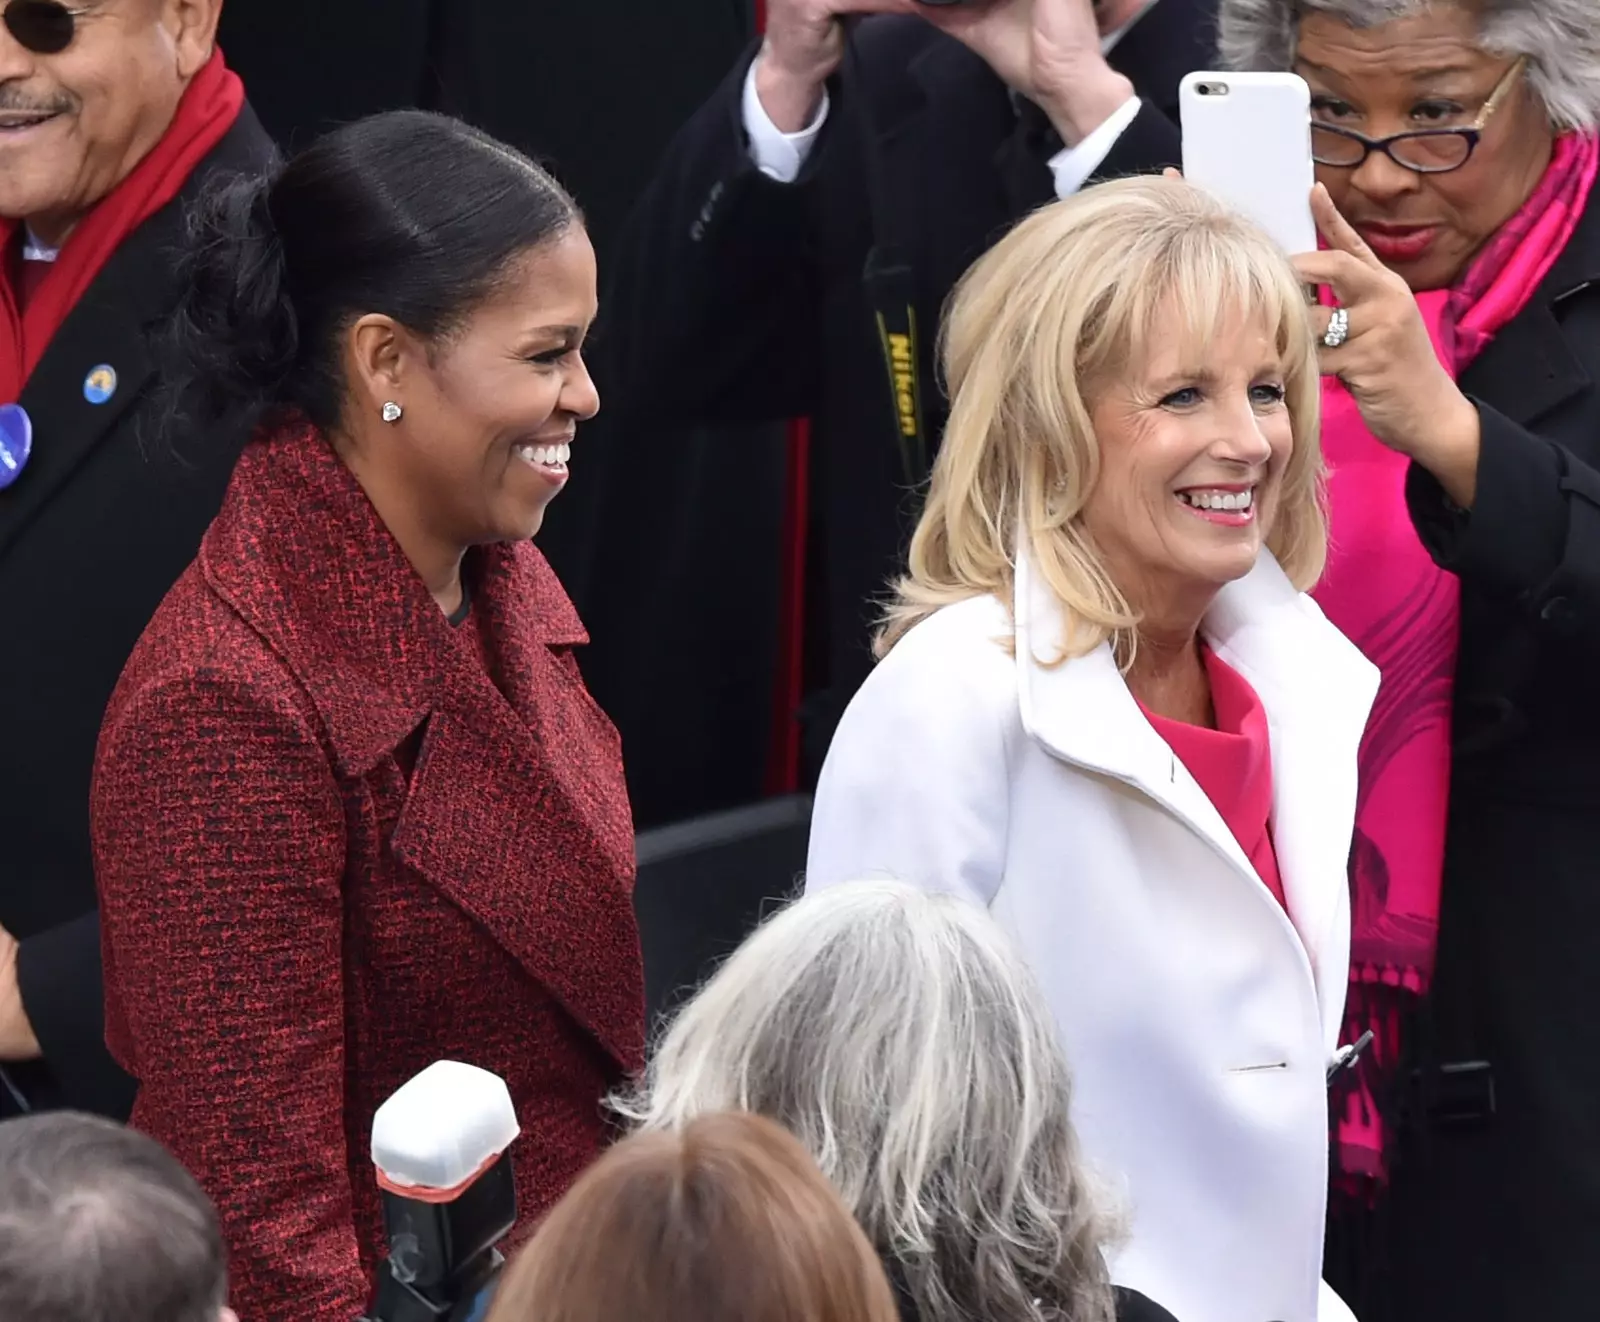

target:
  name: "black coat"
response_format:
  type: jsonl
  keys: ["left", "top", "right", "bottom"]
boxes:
{"left": 605, "top": 8, "right": 1215, "bottom": 767}
{"left": 0, "top": 106, "right": 277, "bottom": 1119}
{"left": 1327, "top": 185, "right": 1600, "bottom": 1322}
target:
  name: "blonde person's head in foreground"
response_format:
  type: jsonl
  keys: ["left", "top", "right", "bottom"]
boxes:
{"left": 486, "top": 1110, "right": 897, "bottom": 1322}
{"left": 617, "top": 880, "right": 1118, "bottom": 1322}
{"left": 880, "top": 174, "right": 1326, "bottom": 664}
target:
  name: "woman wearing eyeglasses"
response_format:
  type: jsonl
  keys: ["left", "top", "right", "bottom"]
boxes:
{"left": 1219, "top": 4, "right": 1600, "bottom": 1320}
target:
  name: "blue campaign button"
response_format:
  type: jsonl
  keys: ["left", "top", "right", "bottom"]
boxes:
{"left": 83, "top": 363, "right": 117, "bottom": 405}
{"left": 0, "top": 403, "right": 33, "bottom": 489}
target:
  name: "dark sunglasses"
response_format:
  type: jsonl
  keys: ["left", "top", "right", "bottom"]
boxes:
{"left": 3, "top": 0, "right": 83, "bottom": 56}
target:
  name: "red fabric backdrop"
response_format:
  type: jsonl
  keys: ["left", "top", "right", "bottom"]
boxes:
{"left": 755, "top": 0, "right": 814, "bottom": 796}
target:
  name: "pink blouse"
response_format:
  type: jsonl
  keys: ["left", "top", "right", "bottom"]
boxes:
{"left": 1141, "top": 647, "right": 1285, "bottom": 910}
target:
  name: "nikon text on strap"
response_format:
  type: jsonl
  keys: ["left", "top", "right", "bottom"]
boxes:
{"left": 845, "top": 25, "right": 932, "bottom": 490}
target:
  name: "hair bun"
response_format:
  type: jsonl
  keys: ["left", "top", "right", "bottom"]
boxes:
{"left": 161, "top": 164, "right": 299, "bottom": 432}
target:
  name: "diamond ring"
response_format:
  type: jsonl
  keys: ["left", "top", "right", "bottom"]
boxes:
{"left": 1322, "top": 306, "right": 1350, "bottom": 349}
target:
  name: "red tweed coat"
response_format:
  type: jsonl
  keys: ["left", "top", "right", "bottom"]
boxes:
{"left": 91, "top": 424, "right": 645, "bottom": 1321}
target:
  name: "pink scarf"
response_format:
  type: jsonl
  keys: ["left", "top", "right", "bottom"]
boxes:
{"left": 1313, "top": 132, "right": 1600, "bottom": 1186}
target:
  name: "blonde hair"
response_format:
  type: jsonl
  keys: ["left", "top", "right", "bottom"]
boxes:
{"left": 878, "top": 175, "right": 1327, "bottom": 662}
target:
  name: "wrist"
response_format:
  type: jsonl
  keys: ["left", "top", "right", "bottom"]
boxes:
{"left": 1412, "top": 389, "right": 1482, "bottom": 508}
{"left": 1035, "top": 61, "right": 1135, "bottom": 148}
{"left": 754, "top": 44, "right": 831, "bottom": 134}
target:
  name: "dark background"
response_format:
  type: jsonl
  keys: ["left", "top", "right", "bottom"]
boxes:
{"left": 218, "top": 0, "right": 787, "bottom": 830}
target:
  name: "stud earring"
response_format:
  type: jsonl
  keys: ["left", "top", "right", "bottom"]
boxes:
{"left": 381, "top": 401, "right": 403, "bottom": 424}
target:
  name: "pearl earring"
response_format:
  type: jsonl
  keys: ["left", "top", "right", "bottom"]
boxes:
{"left": 381, "top": 401, "right": 403, "bottom": 424}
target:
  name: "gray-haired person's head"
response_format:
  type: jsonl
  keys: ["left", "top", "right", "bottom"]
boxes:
{"left": 1218, "top": 0, "right": 1600, "bottom": 132}
{"left": 616, "top": 881, "right": 1119, "bottom": 1322}
{"left": 0, "top": 1112, "right": 231, "bottom": 1322}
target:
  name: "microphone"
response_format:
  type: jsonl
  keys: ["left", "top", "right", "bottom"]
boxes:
{"left": 359, "top": 1061, "right": 521, "bottom": 1322}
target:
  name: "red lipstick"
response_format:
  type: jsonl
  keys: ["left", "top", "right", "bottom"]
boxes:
{"left": 1356, "top": 222, "right": 1439, "bottom": 263}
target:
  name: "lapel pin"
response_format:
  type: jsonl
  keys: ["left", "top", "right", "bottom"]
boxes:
{"left": 83, "top": 364, "right": 117, "bottom": 405}
{"left": 0, "top": 403, "right": 33, "bottom": 490}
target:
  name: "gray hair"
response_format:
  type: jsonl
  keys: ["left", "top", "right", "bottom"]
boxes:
{"left": 614, "top": 881, "right": 1119, "bottom": 1322}
{"left": 0, "top": 1112, "right": 228, "bottom": 1322}
{"left": 1218, "top": 0, "right": 1600, "bottom": 131}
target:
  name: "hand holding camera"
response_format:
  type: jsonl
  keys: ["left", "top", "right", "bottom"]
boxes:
{"left": 913, "top": 0, "right": 1135, "bottom": 145}
{"left": 753, "top": 0, "right": 923, "bottom": 133}
{"left": 754, "top": 0, "right": 1136, "bottom": 147}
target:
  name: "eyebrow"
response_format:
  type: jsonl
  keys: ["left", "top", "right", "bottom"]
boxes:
{"left": 1140, "top": 368, "right": 1218, "bottom": 397}
{"left": 1405, "top": 66, "right": 1481, "bottom": 85}
{"left": 530, "top": 324, "right": 585, "bottom": 340}
{"left": 1147, "top": 360, "right": 1284, "bottom": 388}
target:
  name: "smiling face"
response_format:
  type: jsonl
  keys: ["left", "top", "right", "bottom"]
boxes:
{"left": 0, "top": 0, "right": 219, "bottom": 242}
{"left": 1296, "top": 7, "right": 1554, "bottom": 291}
{"left": 369, "top": 227, "right": 600, "bottom": 556}
{"left": 1081, "top": 300, "right": 1295, "bottom": 616}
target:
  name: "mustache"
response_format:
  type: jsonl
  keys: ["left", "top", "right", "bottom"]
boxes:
{"left": 0, "top": 84, "right": 74, "bottom": 116}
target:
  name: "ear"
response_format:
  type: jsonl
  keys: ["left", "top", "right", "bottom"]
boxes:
{"left": 165, "top": 0, "right": 225, "bottom": 81}
{"left": 346, "top": 314, "right": 423, "bottom": 419}
{"left": 218, "top": 1309, "right": 239, "bottom": 1322}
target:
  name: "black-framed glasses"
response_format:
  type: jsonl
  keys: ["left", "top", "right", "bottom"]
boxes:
{"left": 2, "top": 0, "right": 85, "bottom": 55}
{"left": 1311, "top": 56, "right": 1526, "bottom": 175}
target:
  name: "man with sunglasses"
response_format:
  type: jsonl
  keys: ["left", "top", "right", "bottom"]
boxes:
{"left": 0, "top": 0, "right": 273, "bottom": 1120}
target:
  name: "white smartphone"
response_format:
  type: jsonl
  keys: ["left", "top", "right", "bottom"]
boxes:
{"left": 1179, "top": 71, "right": 1317, "bottom": 256}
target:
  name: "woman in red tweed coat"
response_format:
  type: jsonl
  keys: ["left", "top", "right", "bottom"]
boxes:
{"left": 89, "top": 113, "right": 644, "bottom": 1322}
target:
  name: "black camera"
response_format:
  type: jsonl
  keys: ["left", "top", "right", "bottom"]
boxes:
{"left": 364, "top": 1152, "right": 515, "bottom": 1322}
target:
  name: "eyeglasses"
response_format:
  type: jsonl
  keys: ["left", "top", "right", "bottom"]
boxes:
{"left": 2, "top": 0, "right": 85, "bottom": 56}
{"left": 1311, "top": 56, "right": 1526, "bottom": 176}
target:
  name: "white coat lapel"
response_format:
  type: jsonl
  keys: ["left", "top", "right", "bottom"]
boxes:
{"left": 1205, "top": 555, "right": 1380, "bottom": 1050}
{"left": 1010, "top": 550, "right": 1259, "bottom": 886}
{"left": 1012, "top": 548, "right": 1380, "bottom": 1051}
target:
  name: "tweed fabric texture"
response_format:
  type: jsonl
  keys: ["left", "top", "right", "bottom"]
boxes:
{"left": 91, "top": 422, "right": 645, "bottom": 1321}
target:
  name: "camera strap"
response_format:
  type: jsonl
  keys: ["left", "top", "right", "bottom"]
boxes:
{"left": 843, "top": 25, "right": 931, "bottom": 489}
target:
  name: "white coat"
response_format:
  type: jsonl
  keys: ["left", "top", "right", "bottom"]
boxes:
{"left": 806, "top": 549, "right": 1379, "bottom": 1322}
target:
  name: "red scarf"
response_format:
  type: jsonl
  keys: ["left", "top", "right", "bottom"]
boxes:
{"left": 0, "top": 49, "right": 244, "bottom": 403}
{"left": 1313, "top": 131, "right": 1600, "bottom": 1188}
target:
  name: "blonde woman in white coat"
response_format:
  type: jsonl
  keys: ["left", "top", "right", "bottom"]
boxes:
{"left": 806, "top": 176, "right": 1378, "bottom": 1322}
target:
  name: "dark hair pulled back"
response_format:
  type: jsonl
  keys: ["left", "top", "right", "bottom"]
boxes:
{"left": 164, "top": 109, "right": 579, "bottom": 434}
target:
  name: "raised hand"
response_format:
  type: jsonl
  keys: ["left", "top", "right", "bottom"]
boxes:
{"left": 915, "top": 0, "right": 1134, "bottom": 145}
{"left": 754, "top": 0, "right": 924, "bottom": 131}
{"left": 1292, "top": 183, "right": 1482, "bottom": 504}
